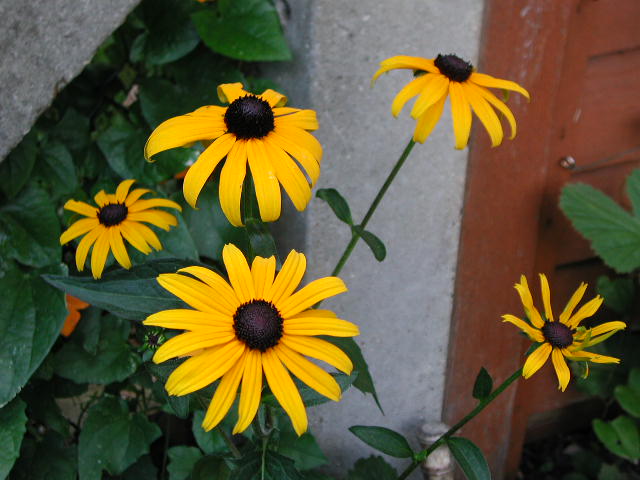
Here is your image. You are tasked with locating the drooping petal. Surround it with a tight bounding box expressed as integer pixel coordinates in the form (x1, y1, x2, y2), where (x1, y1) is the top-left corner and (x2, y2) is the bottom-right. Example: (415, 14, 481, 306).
(158, 273, 228, 314)
(566, 296, 604, 329)
(90, 229, 111, 279)
(115, 179, 136, 203)
(412, 95, 447, 144)
(222, 244, 256, 304)
(501, 314, 544, 342)
(449, 81, 472, 149)
(275, 344, 341, 401)
(585, 321, 627, 339)
(281, 335, 353, 374)
(183, 134, 236, 208)
(464, 83, 504, 147)
(469, 72, 530, 100)
(539, 274, 554, 322)
(75, 226, 103, 272)
(558, 282, 587, 325)
(177, 266, 240, 314)
(265, 250, 306, 305)
(128, 198, 182, 213)
(390, 74, 431, 117)
(563, 349, 620, 364)
(266, 134, 320, 186)
(144, 309, 234, 331)
(283, 316, 359, 337)
(60, 218, 100, 245)
(259, 89, 287, 108)
(121, 221, 161, 251)
(552, 348, 571, 391)
(274, 126, 322, 165)
(108, 227, 131, 269)
(263, 135, 311, 211)
(475, 86, 517, 140)
(247, 138, 281, 222)
(278, 277, 347, 318)
(262, 349, 307, 436)
(522, 342, 552, 379)
(233, 349, 262, 434)
(217, 83, 251, 104)
(202, 352, 246, 431)
(274, 109, 318, 130)
(410, 74, 449, 119)
(251, 255, 277, 300)
(153, 330, 236, 363)
(514, 275, 544, 328)
(219, 140, 248, 227)
(372, 56, 439, 83)
(63, 199, 98, 218)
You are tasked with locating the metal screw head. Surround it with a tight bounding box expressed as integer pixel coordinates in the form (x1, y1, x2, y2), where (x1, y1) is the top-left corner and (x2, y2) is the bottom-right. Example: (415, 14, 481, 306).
(559, 156, 576, 170)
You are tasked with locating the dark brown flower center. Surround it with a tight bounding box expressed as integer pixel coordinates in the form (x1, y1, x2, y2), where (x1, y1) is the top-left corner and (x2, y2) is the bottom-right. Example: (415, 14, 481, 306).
(233, 300, 283, 351)
(224, 95, 275, 139)
(434, 54, 473, 82)
(98, 203, 128, 226)
(541, 321, 574, 348)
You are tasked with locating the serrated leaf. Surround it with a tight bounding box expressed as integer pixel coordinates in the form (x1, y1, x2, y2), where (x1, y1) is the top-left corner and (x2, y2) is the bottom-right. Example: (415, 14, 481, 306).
(447, 437, 491, 480)
(168, 446, 203, 480)
(352, 226, 386, 261)
(0, 397, 27, 478)
(0, 130, 38, 198)
(141, 0, 199, 65)
(277, 431, 327, 471)
(472, 367, 493, 400)
(0, 185, 61, 268)
(316, 189, 354, 226)
(596, 276, 634, 315)
(263, 451, 304, 480)
(78, 396, 161, 479)
(349, 426, 413, 458)
(43, 259, 198, 321)
(347, 455, 396, 480)
(560, 182, 640, 273)
(0, 262, 67, 407)
(192, 0, 292, 62)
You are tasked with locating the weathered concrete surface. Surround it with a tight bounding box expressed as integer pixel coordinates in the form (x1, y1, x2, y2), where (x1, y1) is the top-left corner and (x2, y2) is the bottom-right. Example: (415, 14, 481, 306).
(270, 0, 484, 475)
(0, 0, 140, 161)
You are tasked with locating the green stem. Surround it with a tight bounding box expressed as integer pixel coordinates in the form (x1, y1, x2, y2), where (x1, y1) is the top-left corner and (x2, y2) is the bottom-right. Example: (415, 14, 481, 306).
(331, 139, 416, 277)
(396, 368, 523, 480)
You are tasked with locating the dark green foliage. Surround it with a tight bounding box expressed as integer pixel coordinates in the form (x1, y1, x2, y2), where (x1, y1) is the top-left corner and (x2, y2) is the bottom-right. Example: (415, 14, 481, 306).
(349, 426, 414, 458)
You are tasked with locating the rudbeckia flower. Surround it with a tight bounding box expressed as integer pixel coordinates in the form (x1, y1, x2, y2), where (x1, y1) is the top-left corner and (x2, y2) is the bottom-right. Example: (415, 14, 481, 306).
(144, 83, 322, 227)
(503, 274, 626, 391)
(144, 243, 358, 435)
(61, 294, 90, 337)
(60, 179, 182, 279)
(372, 54, 530, 148)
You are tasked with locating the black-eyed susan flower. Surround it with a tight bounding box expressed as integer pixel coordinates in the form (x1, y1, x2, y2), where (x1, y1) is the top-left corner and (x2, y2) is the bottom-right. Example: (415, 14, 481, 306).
(61, 294, 90, 337)
(144, 243, 358, 435)
(503, 274, 626, 391)
(60, 179, 182, 279)
(372, 54, 530, 148)
(144, 83, 321, 227)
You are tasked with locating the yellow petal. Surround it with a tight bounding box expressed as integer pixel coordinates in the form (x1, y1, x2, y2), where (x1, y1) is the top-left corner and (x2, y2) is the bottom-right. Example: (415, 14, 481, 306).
(501, 314, 544, 342)
(463, 83, 503, 147)
(566, 296, 604, 329)
(60, 218, 100, 245)
(275, 344, 341, 401)
(233, 349, 262, 434)
(259, 89, 287, 108)
(288, 309, 337, 319)
(222, 244, 255, 303)
(522, 342, 552, 379)
(153, 330, 236, 363)
(390, 75, 431, 117)
(262, 349, 307, 435)
(278, 277, 348, 318)
(274, 109, 318, 131)
(265, 250, 306, 305)
(247, 139, 281, 223)
(166, 341, 245, 395)
(94, 190, 109, 207)
(475, 86, 517, 140)
(158, 273, 227, 314)
(75, 226, 103, 271)
(108, 227, 131, 269)
(587, 321, 626, 338)
(265, 134, 320, 186)
(412, 95, 446, 144)
(219, 140, 248, 227)
(125, 188, 152, 206)
(120, 221, 157, 252)
(115, 179, 136, 203)
(449, 81, 472, 149)
(202, 352, 246, 431)
(217, 83, 251, 104)
(281, 335, 352, 374)
(469, 72, 530, 100)
(90, 229, 111, 279)
(128, 210, 178, 231)
(372, 56, 439, 83)
(183, 134, 236, 208)
(410, 74, 449, 119)
(564, 349, 620, 364)
(63, 199, 98, 218)
(274, 126, 322, 165)
(251, 255, 277, 300)
(128, 198, 182, 213)
(514, 275, 544, 328)
(284, 316, 359, 337)
(552, 348, 571, 391)
(539, 274, 554, 322)
(144, 309, 234, 331)
(558, 282, 587, 325)
(177, 266, 240, 314)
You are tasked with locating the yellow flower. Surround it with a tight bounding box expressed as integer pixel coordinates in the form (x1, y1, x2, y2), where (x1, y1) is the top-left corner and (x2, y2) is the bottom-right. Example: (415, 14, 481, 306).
(372, 54, 530, 148)
(144, 243, 358, 435)
(61, 294, 90, 337)
(60, 179, 182, 279)
(144, 83, 322, 227)
(503, 274, 626, 391)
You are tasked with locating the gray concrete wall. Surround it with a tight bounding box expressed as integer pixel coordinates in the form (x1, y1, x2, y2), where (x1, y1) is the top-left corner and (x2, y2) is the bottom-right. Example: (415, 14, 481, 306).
(0, 0, 140, 161)
(272, 0, 485, 474)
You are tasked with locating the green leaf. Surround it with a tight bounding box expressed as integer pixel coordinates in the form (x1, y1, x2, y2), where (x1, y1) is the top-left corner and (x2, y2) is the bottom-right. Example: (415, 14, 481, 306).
(593, 418, 634, 459)
(316, 189, 354, 226)
(447, 437, 491, 480)
(78, 396, 161, 479)
(0, 397, 27, 478)
(191, 455, 231, 480)
(277, 431, 327, 471)
(611, 415, 640, 459)
(0, 130, 38, 198)
(147, 360, 191, 418)
(50, 108, 90, 153)
(297, 372, 356, 407)
(192, 410, 227, 454)
(349, 426, 413, 459)
(38, 141, 78, 198)
(263, 451, 304, 480)
(246, 218, 278, 260)
(140, 0, 199, 65)
(120, 455, 158, 480)
(596, 276, 635, 315)
(192, 0, 292, 62)
(10, 431, 76, 480)
(352, 226, 386, 261)
(629, 367, 640, 393)
(626, 169, 640, 217)
(20, 381, 70, 438)
(181, 182, 248, 261)
(472, 367, 493, 400)
(322, 337, 382, 412)
(0, 262, 67, 407)
(168, 446, 203, 480)
(43, 259, 198, 321)
(54, 315, 140, 384)
(614, 385, 640, 418)
(0, 185, 61, 268)
(347, 456, 397, 480)
(96, 114, 146, 179)
(598, 463, 625, 480)
(560, 182, 640, 273)
(135, 205, 199, 262)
